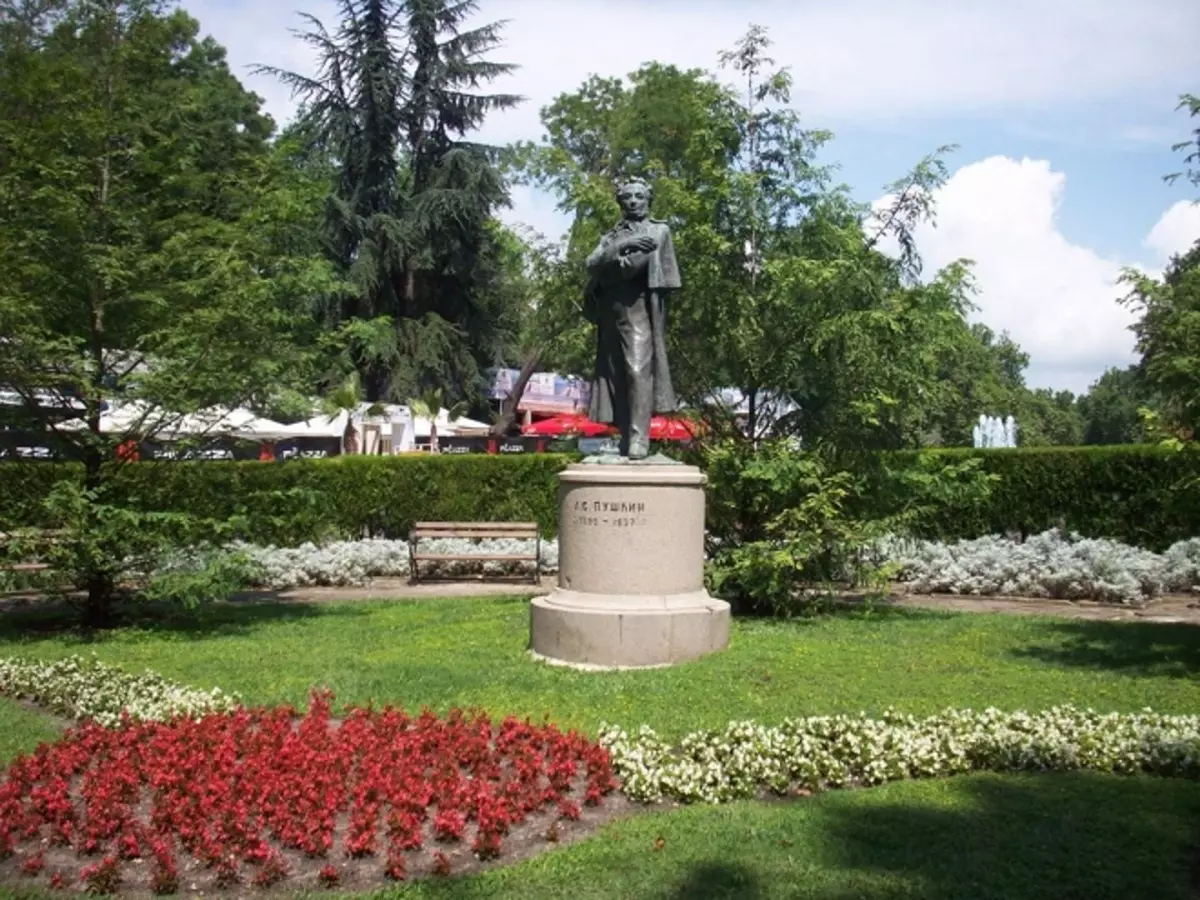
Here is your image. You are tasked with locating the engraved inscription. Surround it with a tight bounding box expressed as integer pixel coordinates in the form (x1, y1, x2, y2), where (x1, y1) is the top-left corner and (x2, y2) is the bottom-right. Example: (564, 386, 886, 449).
(572, 499, 647, 514)
(570, 497, 649, 529)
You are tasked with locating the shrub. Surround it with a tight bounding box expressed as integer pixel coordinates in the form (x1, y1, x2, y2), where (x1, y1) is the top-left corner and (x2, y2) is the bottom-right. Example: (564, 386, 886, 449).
(3, 445, 1198, 554)
(209, 536, 560, 589)
(0, 455, 572, 545)
(703, 440, 993, 614)
(856, 444, 1200, 551)
(874, 530, 1200, 604)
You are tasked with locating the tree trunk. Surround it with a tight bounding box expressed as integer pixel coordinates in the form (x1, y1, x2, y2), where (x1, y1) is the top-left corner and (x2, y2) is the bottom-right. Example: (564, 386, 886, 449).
(746, 387, 758, 446)
(80, 447, 115, 630)
(490, 350, 542, 437)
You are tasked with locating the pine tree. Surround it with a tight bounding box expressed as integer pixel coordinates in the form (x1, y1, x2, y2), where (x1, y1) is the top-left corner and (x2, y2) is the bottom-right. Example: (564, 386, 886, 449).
(262, 0, 523, 403)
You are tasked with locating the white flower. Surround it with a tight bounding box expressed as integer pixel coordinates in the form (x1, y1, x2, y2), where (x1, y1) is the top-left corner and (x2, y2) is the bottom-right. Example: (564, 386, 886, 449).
(601, 707, 1200, 803)
(0, 655, 240, 727)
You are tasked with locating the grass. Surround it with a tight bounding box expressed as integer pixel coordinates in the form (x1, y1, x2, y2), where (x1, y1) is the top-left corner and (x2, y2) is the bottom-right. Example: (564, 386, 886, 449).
(2, 596, 1199, 899)
(1, 598, 1198, 741)
(0, 696, 61, 763)
(376, 772, 1200, 900)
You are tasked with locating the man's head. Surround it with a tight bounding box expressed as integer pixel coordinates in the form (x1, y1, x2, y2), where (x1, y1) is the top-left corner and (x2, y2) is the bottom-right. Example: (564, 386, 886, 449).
(615, 178, 653, 221)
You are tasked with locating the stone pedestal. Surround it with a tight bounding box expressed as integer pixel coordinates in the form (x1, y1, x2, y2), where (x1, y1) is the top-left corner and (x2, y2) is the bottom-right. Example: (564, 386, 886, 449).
(529, 462, 730, 669)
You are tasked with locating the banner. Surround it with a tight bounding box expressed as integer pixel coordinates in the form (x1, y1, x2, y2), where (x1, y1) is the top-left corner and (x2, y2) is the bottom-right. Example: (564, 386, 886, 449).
(489, 369, 591, 414)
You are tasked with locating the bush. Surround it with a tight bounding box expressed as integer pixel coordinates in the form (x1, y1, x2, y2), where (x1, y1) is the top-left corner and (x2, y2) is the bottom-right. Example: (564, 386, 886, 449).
(2, 445, 1198, 552)
(703, 440, 996, 614)
(0, 455, 573, 545)
(856, 444, 1200, 551)
(0, 655, 240, 727)
(874, 530, 1200, 604)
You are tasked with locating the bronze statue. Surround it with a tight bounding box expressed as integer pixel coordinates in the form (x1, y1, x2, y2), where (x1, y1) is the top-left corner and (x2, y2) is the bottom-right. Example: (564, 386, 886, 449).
(583, 178, 680, 459)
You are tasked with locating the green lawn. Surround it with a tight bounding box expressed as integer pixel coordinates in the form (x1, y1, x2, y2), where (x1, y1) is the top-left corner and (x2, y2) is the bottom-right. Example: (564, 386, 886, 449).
(0, 696, 61, 763)
(380, 772, 1200, 900)
(2, 596, 1199, 899)
(2, 597, 1197, 742)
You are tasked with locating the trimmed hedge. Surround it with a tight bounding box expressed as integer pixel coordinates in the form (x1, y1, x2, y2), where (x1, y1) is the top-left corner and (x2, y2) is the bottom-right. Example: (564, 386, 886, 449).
(0, 455, 573, 545)
(857, 444, 1200, 551)
(1, 445, 1197, 549)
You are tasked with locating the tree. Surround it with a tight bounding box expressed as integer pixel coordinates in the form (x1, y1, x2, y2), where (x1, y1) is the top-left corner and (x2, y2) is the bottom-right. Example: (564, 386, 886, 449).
(407, 386, 467, 449)
(922, 323, 1031, 446)
(513, 26, 977, 452)
(262, 0, 524, 405)
(1165, 93, 1200, 194)
(1076, 366, 1149, 445)
(1121, 241, 1200, 440)
(0, 0, 336, 625)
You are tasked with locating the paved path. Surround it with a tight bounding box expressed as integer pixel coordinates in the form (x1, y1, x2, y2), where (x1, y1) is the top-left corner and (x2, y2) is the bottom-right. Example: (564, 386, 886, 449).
(230, 579, 1200, 625)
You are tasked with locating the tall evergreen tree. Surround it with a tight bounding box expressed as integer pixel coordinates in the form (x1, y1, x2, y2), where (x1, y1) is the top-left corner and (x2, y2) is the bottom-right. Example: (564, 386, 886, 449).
(262, 0, 523, 403)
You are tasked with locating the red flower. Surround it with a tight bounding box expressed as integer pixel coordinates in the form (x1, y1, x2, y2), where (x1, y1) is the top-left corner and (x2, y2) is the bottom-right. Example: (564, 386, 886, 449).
(0, 691, 614, 888)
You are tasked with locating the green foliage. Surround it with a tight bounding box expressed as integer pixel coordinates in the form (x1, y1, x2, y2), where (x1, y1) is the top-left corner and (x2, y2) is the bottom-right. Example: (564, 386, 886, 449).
(262, 0, 524, 403)
(510, 27, 1054, 452)
(1077, 366, 1150, 445)
(0, 455, 573, 546)
(860, 444, 1200, 551)
(1120, 241, 1200, 441)
(4, 444, 1198, 555)
(0, 0, 336, 624)
(704, 440, 997, 614)
(1165, 92, 1200, 193)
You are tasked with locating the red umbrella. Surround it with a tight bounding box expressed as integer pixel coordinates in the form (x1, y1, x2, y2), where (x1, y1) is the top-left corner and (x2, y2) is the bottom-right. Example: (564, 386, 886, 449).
(522, 414, 616, 437)
(650, 415, 702, 441)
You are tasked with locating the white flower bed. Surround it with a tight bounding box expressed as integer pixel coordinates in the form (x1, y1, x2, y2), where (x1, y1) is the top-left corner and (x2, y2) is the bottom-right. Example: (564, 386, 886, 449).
(599, 706, 1200, 804)
(0, 655, 241, 728)
(874, 530, 1200, 604)
(227, 537, 560, 590)
(163, 527, 1200, 600)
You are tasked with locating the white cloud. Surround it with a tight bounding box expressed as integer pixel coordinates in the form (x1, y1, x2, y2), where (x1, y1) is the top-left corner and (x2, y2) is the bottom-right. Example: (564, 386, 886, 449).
(186, 0, 1198, 137)
(886, 157, 1200, 394)
(1144, 200, 1200, 261)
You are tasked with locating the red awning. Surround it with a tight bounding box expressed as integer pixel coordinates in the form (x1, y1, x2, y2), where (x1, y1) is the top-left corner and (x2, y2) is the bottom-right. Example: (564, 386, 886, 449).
(521, 414, 617, 437)
(650, 415, 702, 441)
(522, 414, 701, 441)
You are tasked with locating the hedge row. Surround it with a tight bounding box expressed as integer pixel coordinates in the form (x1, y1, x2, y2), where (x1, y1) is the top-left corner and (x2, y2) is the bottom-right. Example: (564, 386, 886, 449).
(858, 444, 1200, 551)
(1, 445, 1196, 549)
(0, 455, 573, 546)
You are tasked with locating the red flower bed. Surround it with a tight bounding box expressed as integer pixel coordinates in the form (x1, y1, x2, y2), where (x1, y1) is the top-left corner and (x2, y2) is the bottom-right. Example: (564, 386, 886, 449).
(0, 691, 617, 892)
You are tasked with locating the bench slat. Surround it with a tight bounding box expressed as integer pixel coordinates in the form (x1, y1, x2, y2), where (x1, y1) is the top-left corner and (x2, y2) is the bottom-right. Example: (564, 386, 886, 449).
(1, 563, 51, 572)
(409, 520, 541, 585)
(413, 523, 537, 531)
(412, 531, 539, 540)
(412, 553, 537, 562)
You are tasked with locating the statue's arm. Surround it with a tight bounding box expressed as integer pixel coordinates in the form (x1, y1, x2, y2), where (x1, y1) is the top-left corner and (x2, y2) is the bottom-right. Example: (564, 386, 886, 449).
(586, 237, 622, 273)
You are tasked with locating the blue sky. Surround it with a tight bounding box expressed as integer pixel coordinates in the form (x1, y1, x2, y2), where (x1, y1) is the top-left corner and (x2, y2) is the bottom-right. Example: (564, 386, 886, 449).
(188, 0, 1200, 394)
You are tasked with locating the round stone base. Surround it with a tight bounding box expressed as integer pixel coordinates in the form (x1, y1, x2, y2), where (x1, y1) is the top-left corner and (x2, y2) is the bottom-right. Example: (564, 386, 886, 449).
(530, 589, 731, 669)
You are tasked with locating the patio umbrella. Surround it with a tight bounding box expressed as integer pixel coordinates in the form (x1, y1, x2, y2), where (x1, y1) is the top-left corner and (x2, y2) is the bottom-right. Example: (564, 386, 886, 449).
(522, 414, 616, 437)
(649, 415, 702, 441)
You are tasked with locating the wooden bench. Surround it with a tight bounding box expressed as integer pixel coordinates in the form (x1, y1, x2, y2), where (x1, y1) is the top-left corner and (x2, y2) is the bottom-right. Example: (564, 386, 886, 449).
(0, 529, 62, 577)
(408, 522, 541, 585)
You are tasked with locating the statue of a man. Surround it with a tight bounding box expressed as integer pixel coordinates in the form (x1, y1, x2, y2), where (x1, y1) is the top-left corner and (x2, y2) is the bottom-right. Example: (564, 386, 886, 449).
(583, 178, 680, 459)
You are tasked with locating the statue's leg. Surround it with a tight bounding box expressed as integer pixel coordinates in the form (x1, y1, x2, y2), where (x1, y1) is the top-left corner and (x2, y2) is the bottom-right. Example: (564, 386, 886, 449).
(615, 298, 654, 459)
